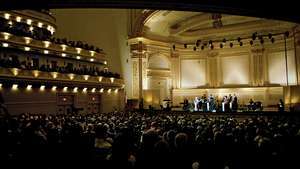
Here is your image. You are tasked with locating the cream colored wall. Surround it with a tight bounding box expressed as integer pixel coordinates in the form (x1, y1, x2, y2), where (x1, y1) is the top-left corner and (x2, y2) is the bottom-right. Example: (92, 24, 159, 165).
(52, 9, 132, 99)
(181, 59, 206, 88)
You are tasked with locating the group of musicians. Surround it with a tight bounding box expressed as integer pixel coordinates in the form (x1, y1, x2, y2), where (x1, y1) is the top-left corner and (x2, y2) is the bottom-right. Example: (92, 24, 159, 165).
(183, 94, 239, 112)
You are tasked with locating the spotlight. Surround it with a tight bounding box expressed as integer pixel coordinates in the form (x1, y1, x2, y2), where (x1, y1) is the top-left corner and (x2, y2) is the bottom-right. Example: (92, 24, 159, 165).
(40, 85, 45, 91)
(268, 33, 272, 39)
(51, 86, 57, 91)
(63, 87, 68, 92)
(12, 84, 18, 90)
(61, 53, 66, 57)
(230, 43, 233, 48)
(107, 89, 111, 93)
(237, 37, 241, 42)
(201, 46, 204, 50)
(260, 39, 264, 44)
(91, 88, 96, 93)
(222, 38, 226, 43)
(285, 31, 289, 38)
(83, 88, 87, 93)
(2, 43, 9, 47)
(184, 44, 187, 48)
(73, 87, 78, 93)
(172, 44, 176, 50)
(250, 40, 254, 46)
(220, 43, 223, 48)
(193, 46, 196, 51)
(24, 47, 30, 51)
(271, 38, 275, 43)
(239, 42, 243, 46)
(26, 85, 32, 91)
(100, 88, 104, 93)
(114, 89, 118, 93)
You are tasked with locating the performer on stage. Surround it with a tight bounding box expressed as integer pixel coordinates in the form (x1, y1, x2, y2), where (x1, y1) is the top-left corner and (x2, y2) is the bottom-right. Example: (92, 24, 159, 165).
(231, 94, 238, 112)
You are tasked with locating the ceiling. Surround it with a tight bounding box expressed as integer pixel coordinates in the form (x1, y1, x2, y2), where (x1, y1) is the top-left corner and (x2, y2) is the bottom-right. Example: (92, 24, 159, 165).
(144, 10, 297, 43)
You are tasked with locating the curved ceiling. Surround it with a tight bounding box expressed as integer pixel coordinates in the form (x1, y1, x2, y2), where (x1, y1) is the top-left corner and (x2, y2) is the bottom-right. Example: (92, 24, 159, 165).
(144, 10, 297, 43)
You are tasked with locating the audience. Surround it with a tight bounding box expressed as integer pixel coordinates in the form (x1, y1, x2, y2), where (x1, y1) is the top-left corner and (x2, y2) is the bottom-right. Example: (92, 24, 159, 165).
(1, 111, 299, 169)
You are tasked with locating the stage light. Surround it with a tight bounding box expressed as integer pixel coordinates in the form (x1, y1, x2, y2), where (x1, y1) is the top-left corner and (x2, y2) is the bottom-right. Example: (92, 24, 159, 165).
(193, 46, 196, 51)
(285, 31, 289, 38)
(230, 43, 233, 48)
(250, 40, 254, 46)
(0, 83, 2, 89)
(76, 56, 81, 60)
(26, 19, 32, 25)
(8, 21, 12, 25)
(73, 87, 78, 93)
(90, 58, 94, 62)
(26, 85, 32, 91)
(4, 13, 10, 19)
(38, 22, 43, 28)
(29, 26, 34, 31)
(239, 42, 243, 46)
(12, 84, 18, 90)
(107, 89, 111, 93)
(51, 86, 57, 91)
(91, 88, 96, 93)
(16, 16, 22, 22)
(110, 77, 114, 83)
(83, 88, 87, 93)
(61, 53, 66, 57)
(63, 87, 68, 92)
(2, 43, 9, 47)
(271, 38, 275, 43)
(98, 76, 103, 82)
(76, 48, 82, 54)
(44, 50, 49, 54)
(114, 89, 118, 93)
(40, 85, 45, 91)
(104, 61, 107, 65)
(24, 47, 30, 51)
(184, 44, 187, 48)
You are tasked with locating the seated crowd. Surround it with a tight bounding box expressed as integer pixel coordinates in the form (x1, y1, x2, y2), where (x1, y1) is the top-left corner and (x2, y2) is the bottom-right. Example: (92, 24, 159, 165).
(0, 17, 102, 53)
(0, 56, 121, 78)
(1, 111, 299, 169)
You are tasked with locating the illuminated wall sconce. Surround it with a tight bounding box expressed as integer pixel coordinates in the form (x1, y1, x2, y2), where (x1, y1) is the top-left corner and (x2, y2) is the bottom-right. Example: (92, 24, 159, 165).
(63, 87, 68, 92)
(110, 77, 114, 83)
(32, 70, 39, 77)
(98, 76, 103, 82)
(51, 72, 58, 79)
(24, 37, 32, 44)
(83, 75, 89, 81)
(114, 89, 118, 93)
(63, 97, 67, 101)
(73, 87, 78, 93)
(43, 41, 51, 48)
(89, 51, 95, 56)
(11, 68, 19, 76)
(40, 85, 45, 91)
(12, 84, 18, 90)
(107, 89, 111, 93)
(38, 22, 43, 28)
(16, 16, 22, 22)
(51, 86, 57, 91)
(104, 61, 107, 65)
(68, 73, 75, 80)
(61, 44, 67, 51)
(24, 47, 30, 51)
(90, 58, 94, 62)
(26, 85, 32, 91)
(83, 88, 87, 93)
(91, 88, 96, 93)
(26, 19, 32, 25)
(76, 56, 81, 60)
(100, 88, 104, 93)
(4, 13, 10, 19)
(29, 26, 34, 31)
(76, 48, 82, 54)
(2, 43, 9, 47)
(61, 53, 66, 57)
(3, 32, 11, 40)
(92, 97, 95, 101)
(44, 50, 49, 54)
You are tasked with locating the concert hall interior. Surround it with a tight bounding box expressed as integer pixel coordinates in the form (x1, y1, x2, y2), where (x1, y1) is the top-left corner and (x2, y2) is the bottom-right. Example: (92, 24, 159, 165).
(1, 1, 300, 169)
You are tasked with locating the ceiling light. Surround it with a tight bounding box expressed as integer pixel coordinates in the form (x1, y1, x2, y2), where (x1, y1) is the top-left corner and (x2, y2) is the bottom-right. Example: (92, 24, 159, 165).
(100, 88, 104, 93)
(26, 19, 32, 25)
(2, 43, 9, 47)
(4, 13, 10, 19)
(24, 47, 30, 51)
(107, 89, 111, 93)
(61, 53, 66, 57)
(73, 87, 78, 93)
(83, 88, 87, 93)
(12, 84, 18, 90)
(40, 85, 45, 91)
(90, 58, 94, 62)
(16, 16, 21, 22)
(26, 85, 32, 91)
(44, 50, 49, 54)
(76, 56, 81, 60)
(63, 87, 68, 92)
(51, 86, 57, 91)
(91, 88, 96, 93)
(38, 22, 43, 28)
